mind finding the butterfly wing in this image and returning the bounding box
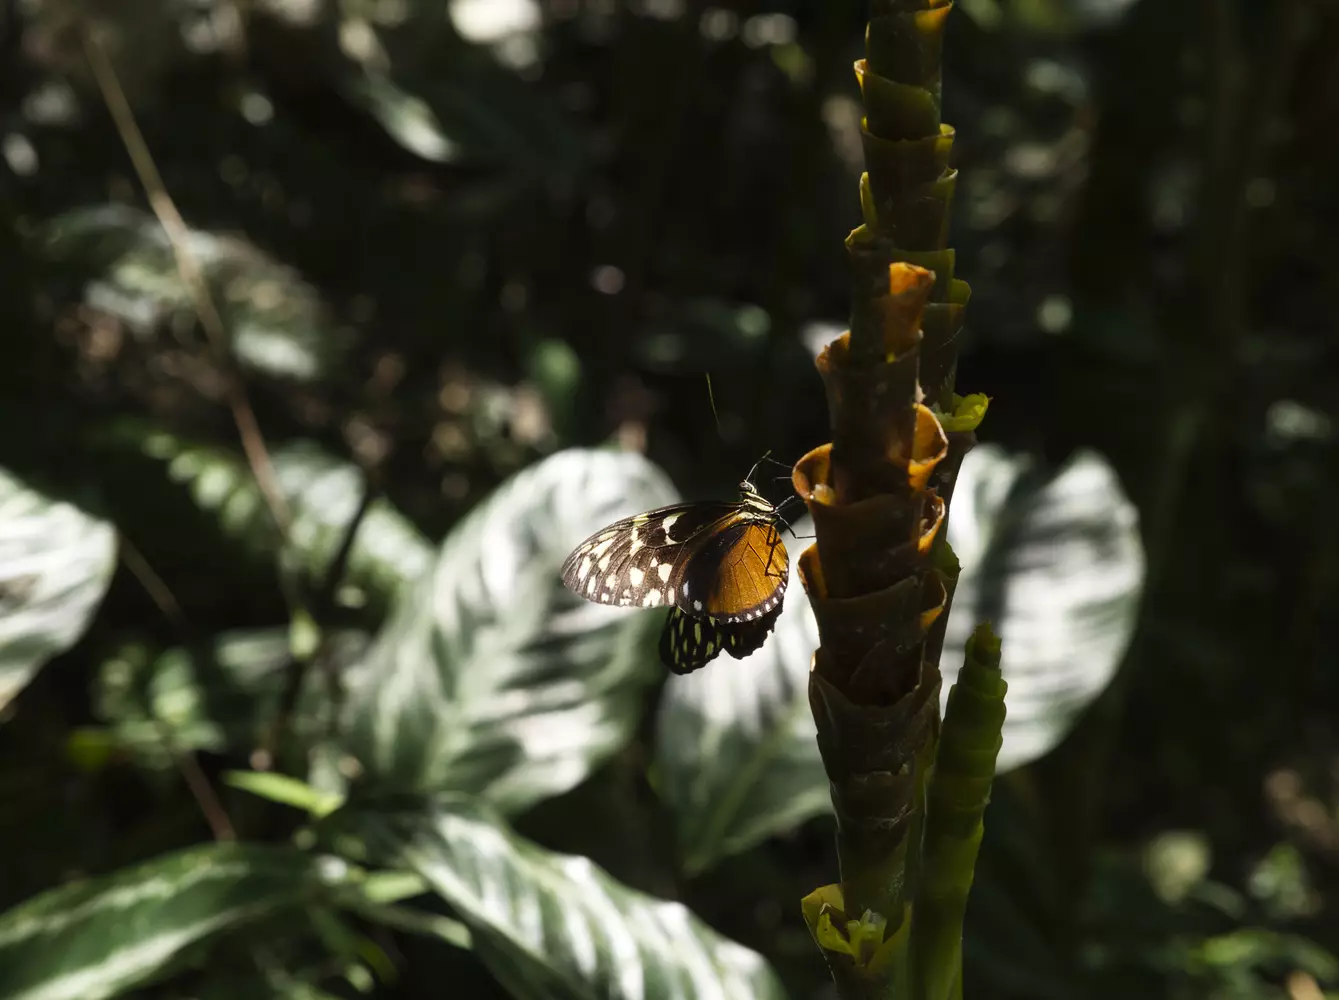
[680,519,788,623]
[560,501,737,609]
[658,604,785,674]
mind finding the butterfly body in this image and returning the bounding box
[560,480,789,673]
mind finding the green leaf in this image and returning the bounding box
[123,426,433,606]
[941,444,1145,771]
[0,843,346,1000]
[0,467,116,715]
[343,58,582,179]
[336,448,676,812]
[349,76,459,164]
[38,205,349,383]
[93,628,369,767]
[223,770,344,818]
[651,444,1144,872]
[652,516,829,874]
[334,796,787,1000]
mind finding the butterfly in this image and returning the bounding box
[560,463,795,674]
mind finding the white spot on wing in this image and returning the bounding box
[629,566,644,587]
[597,554,612,571]
[663,512,681,540]
[643,590,664,607]
[657,563,672,583]
[693,599,703,611]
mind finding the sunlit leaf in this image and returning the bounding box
[39,204,348,382]
[652,518,827,875]
[337,448,676,813]
[0,468,116,715]
[942,444,1144,772]
[334,796,787,1000]
[0,843,345,1000]
[124,426,433,605]
[652,445,1144,871]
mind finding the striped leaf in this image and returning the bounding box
[336,796,786,1000]
[92,628,369,771]
[0,843,344,1000]
[337,448,676,812]
[119,426,433,607]
[0,468,116,716]
[941,444,1144,771]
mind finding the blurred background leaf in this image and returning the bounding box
[38,205,350,383]
[0,468,116,716]
[90,627,369,772]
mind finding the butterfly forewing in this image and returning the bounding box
[659,605,784,674]
[560,501,738,610]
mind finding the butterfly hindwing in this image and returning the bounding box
[658,604,785,674]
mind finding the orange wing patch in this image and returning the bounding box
[704,522,788,622]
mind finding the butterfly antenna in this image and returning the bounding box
[705,372,724,440]
[744,449,773,487]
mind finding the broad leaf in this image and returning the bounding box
[942,444,1144,771]
[93,628,369,769]
[337,448,675,813]
[651,521,827,875]
[0,468,116,715]
[335,796,786,1000]
[125,427,433,606]
[0,843,344,1000]
[39,205,348,382]
[653,445,1144,871]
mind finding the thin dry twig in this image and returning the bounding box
[175,744,239,842]
[117,532,238,840]
[117,532,188,636]
[82,27,293,537]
